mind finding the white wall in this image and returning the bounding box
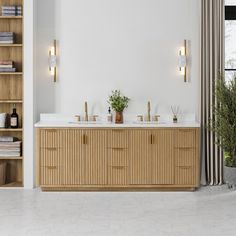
[45,0,200,118]
[24,0,36,188]
[35,0,56,120]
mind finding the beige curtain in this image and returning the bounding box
[201,0,225,185]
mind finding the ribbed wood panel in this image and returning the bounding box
[152,130,174,184]
[108,166,128,185]
[40,129,64,148]
[107,129,129,148]
[129,129,152,184]
[108,148,129,167]
[62,129,84,185]
[176,129,196,148]
[83,130,107,185]
[40,166,62,186]
[174,129,198,186]
[37,128,201,190]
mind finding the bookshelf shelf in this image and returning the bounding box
[0,72,22,75]
[0,16,22,19]
[0,156,22,160]
[0,44,22,47]
[0,100,22,103]
[0,128,23,132]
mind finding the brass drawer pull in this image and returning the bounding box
[45,147,57,151]
[177,147,195,150]
[112,130,124,132]
[112,166,126,170]
[112,147,125,151]
[46,130,57,133]
[46,166,57,170]
[178,166,192,169]
[179,129,194,132]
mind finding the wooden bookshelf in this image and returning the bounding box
[0,0,23,188]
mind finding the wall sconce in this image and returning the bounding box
[49,40,57,82]
[178,39,188,83]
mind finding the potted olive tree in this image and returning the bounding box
[108,90,130,124]
[210,77,236,187]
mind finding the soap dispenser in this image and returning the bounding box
[107,107,112,122]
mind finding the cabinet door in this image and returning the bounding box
[152,129,174,184]
[129,130,152,184]
[62,129,84,185]
[83,130,107,185]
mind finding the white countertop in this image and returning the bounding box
[35,121,200,128]
[35,114,200,128]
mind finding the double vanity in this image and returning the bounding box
[35,115,200,191]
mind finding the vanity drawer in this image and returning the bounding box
[107,130,129,148]
[108,148,129,166]
[175,129,196,148]
[108,166,129,185]
[40,129,64,148]
[175,166,197,186]
[40,166,63,185]
[175,148,196,167]
[40,147,62,167]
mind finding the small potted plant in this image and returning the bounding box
[209,76,236,188]
[108,90,130,124]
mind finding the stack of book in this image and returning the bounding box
[0,61,16,72]
[1,6,22,16]
[0,137,21,157]
[0,32,15,44]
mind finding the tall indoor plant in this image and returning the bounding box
[108,90,130,124]
[210,77,236,187]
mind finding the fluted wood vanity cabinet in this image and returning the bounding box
[37,128,200,191]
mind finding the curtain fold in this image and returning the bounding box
[201,0,225,185]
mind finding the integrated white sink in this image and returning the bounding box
[132,121,167,125]
[68,121,104,125]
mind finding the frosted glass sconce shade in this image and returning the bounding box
[49,40,57,82]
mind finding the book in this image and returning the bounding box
[0,136,18,142]
[0,37,14,41]
[0,32,14,36]
[0,60,13,65]
[0,68,16,72]
[0,65,13,68]
[0,40,14,44]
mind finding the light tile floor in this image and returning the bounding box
[0,186,235,236]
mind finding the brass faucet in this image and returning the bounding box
[147,101,151,122]
[85,101,88,122]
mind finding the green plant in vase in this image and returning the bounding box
[108,90,130,124]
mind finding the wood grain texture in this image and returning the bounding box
[83,129,107,185]
[0,0,23,187]
[129,129,151,184]
[37,127,201,190]
[174,129,199,186]
[152,129,174,184]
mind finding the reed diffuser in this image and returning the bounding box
[171,106,179,123]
